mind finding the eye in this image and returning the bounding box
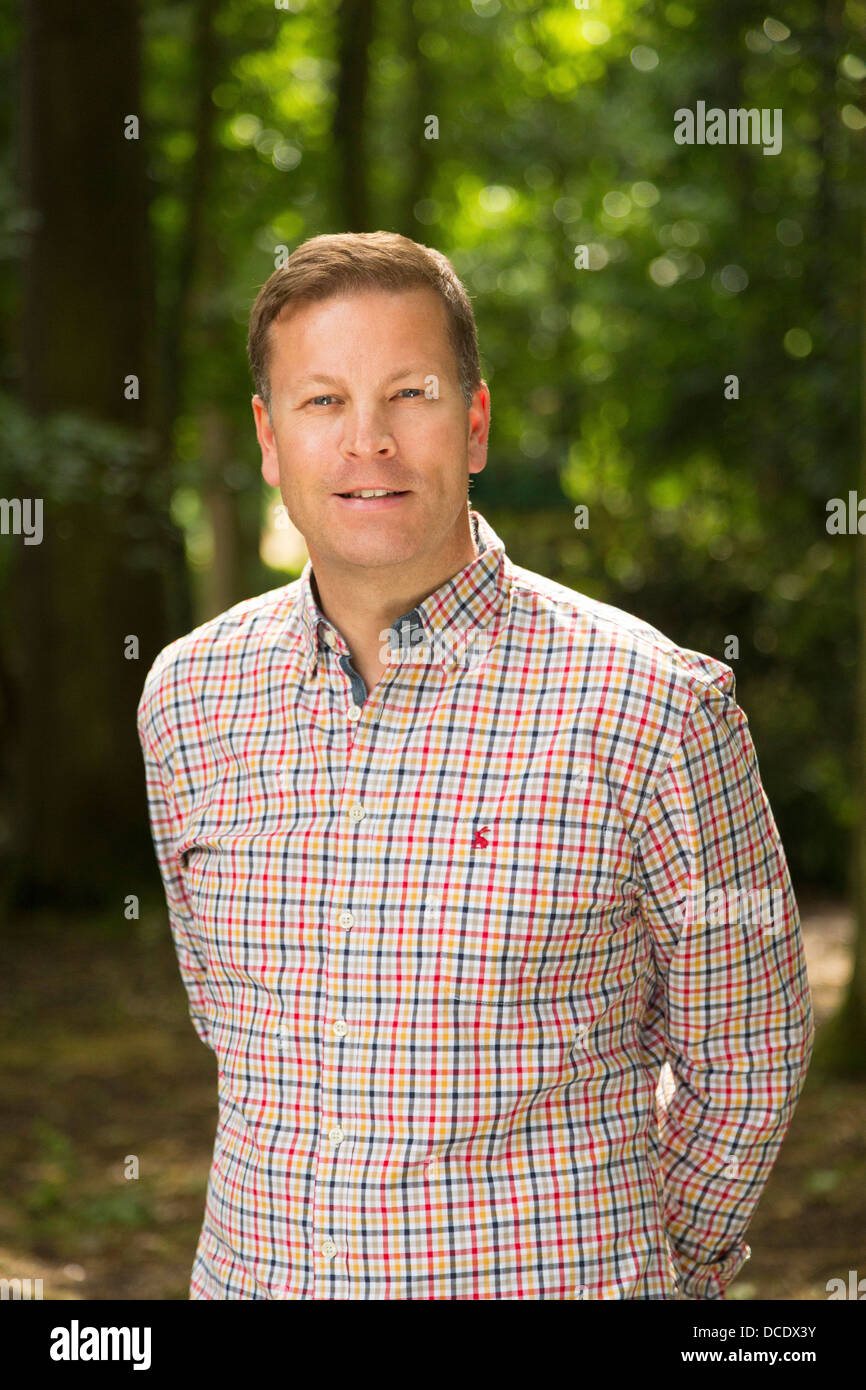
[308,394,337,406]
[395,388,424,398]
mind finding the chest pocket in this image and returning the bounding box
[413,811,634,1008]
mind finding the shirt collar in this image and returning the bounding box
[297,509,511,678]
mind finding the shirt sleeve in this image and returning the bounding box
[137,687,215,1053]
[633,670,815,1301]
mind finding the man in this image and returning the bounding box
[137,230,814,1300]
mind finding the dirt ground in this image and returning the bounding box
[0,894,863,1301]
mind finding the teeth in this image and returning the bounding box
[344,489,399,498]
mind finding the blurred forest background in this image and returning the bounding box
[0,0,864,1299]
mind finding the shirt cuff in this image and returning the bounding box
[674,1241,751,1300]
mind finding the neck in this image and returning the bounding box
[310,513,479,692]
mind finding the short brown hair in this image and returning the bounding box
[247,231,483,418]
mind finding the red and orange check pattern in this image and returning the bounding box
[137,509,814,1300]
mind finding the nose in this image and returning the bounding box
[340,401,398,463]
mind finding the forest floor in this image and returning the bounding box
[0,894,863,1301]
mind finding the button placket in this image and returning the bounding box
[316,761,369,1289]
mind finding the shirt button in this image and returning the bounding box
[329,1126,345,1145]
[338,910,354,929]
[275,1025,290,1046]
[321,1239,337,1259]
[332,1019,348,1038]
[348,803,365,823]
[322,629,338,650]
[723,1161,740,1179]
[575,1024,589,1042]
[347,704,362,721]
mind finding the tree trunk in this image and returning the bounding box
[815,204,866,1076]
[333,0,376,231]
[807,1,866,1075]
[201,403,244,619]
[850,198,866,1060]
[397,1,436,236]
[8,0,182,908]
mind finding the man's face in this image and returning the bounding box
[252,287,489,576]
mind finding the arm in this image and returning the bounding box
[634,672,814,1300]
[137,684,215,1052]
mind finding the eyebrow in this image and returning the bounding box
[293,365,434,390]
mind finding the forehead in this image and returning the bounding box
[268,287,453,380]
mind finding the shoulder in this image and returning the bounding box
[506,560,736,708]
[136,580,301,750]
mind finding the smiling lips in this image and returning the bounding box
[333,488,411,509]
[338,488,406,498]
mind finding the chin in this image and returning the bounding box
[338,539,418,568]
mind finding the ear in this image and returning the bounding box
[467,380,490,479]
[252,395,280,487]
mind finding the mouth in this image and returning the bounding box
[333,489,411,509]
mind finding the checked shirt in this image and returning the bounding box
[137,509,814,1300]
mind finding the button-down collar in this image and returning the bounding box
[297,509,511,679]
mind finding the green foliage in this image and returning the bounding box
[0,393,152,504]
[22,1118,154,1242]
[3,0,863,888]
[143,0,866,891]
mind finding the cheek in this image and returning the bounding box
[273,430,320,481]
[401,412,467,465]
